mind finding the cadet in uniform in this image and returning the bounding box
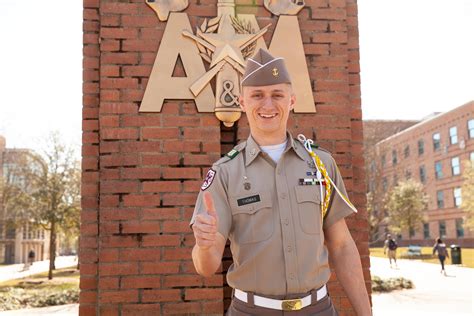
[191,49,371,315]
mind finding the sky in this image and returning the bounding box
[0,0,473,151]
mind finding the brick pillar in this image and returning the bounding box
[81,0,370,315]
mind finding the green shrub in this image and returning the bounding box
[372,275,414,292]
[0,287,79,311]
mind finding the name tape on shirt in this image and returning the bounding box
[201,168,216,191]
[237,195,261,206]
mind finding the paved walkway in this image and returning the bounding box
[0,256,77,283]
[371,256,473,316]
[0,304,78,316]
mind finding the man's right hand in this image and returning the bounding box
[192,191,219,250]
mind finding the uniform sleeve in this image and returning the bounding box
[190,164,232,241]
[322,157,356,229]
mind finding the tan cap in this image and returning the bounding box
[241,49,292,86]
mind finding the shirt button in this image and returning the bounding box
[287,246,292,252]
[289,274,295,280]
[280,193,287,199]
[283,218,289,225]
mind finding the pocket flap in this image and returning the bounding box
[295,186,321,204]
[230,191,272,215]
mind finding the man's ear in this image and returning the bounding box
[239,95,246,112]
[289,94,296,111]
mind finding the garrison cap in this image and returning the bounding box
[241,48,292,86]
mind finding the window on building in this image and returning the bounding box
[381,154,386,168]
[456,219,464,238]
[393,174,398,186]
[41,230,45,240]
[435,161,443,179]
[404,145,410,158]
[409,227,415,238]
[439,221,446,238]
[419,165,426,183]
[433,133,441,151]
[451,157,460,176]
[468,119,474,139]
[449,126,458,145]
[392,150,398,165]
[405,169,412,180]
[437,190,444,208]
[6,226,15,239]
[418,139,424,155]
[423,223,430,239]
[22,225,27,239]
[0,223,3,238]
[383,177,388,192]
[453,187,462,207]
[370,161,376,173]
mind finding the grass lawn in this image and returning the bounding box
[0,266,79,311]
[370,247,474,268]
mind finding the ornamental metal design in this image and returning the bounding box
[140,0,315,127]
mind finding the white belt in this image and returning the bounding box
[234,285,327,311]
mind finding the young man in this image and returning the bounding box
[383,234,398,268]
[191,49,371,315]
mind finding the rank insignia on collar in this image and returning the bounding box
[201,168,216,191]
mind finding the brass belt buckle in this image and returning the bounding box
[281,299,302,311]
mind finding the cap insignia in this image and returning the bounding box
[272,67,279,77]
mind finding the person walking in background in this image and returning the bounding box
[433,238,449,276]
[28,249,36,266]
[383,234,398,268]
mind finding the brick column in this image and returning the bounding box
[81,0,370,315]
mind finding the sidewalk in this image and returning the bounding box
[0,304,78,316]
[371,256,473,316]
[0,256,77,283]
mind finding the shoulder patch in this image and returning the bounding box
[201,168,216,191]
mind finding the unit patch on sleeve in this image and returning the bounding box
[201,168,216,191]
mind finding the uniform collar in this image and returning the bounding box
[245,131,308,166]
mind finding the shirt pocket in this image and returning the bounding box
[295,186,322,235]
[229,191,274,244]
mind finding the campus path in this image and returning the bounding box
[0,256,472,315]
[371,256,473,316]
[0,255,77,283]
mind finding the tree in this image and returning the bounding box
[1,133,80,279]
[385,179,428,239]
[462,161,474,230]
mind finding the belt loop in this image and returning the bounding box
[247,292,255,307]
[310,288,318,304]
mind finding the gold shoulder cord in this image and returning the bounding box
[297,134,358,220]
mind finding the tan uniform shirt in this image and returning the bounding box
[191,132,354,296]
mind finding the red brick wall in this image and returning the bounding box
[81,0,370,315]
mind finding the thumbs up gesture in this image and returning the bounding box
[192,192,219,250]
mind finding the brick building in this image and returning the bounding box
[81,0,370,314]
[373,101,474,246]
[363,120,419,242]
[0,136,50,264]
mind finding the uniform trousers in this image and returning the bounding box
[226,290,338,316]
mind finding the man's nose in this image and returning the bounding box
[262,96,274,108]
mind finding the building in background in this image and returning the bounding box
[363,120,419,243]
[373,101,474,246]
[0,136,50,264]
